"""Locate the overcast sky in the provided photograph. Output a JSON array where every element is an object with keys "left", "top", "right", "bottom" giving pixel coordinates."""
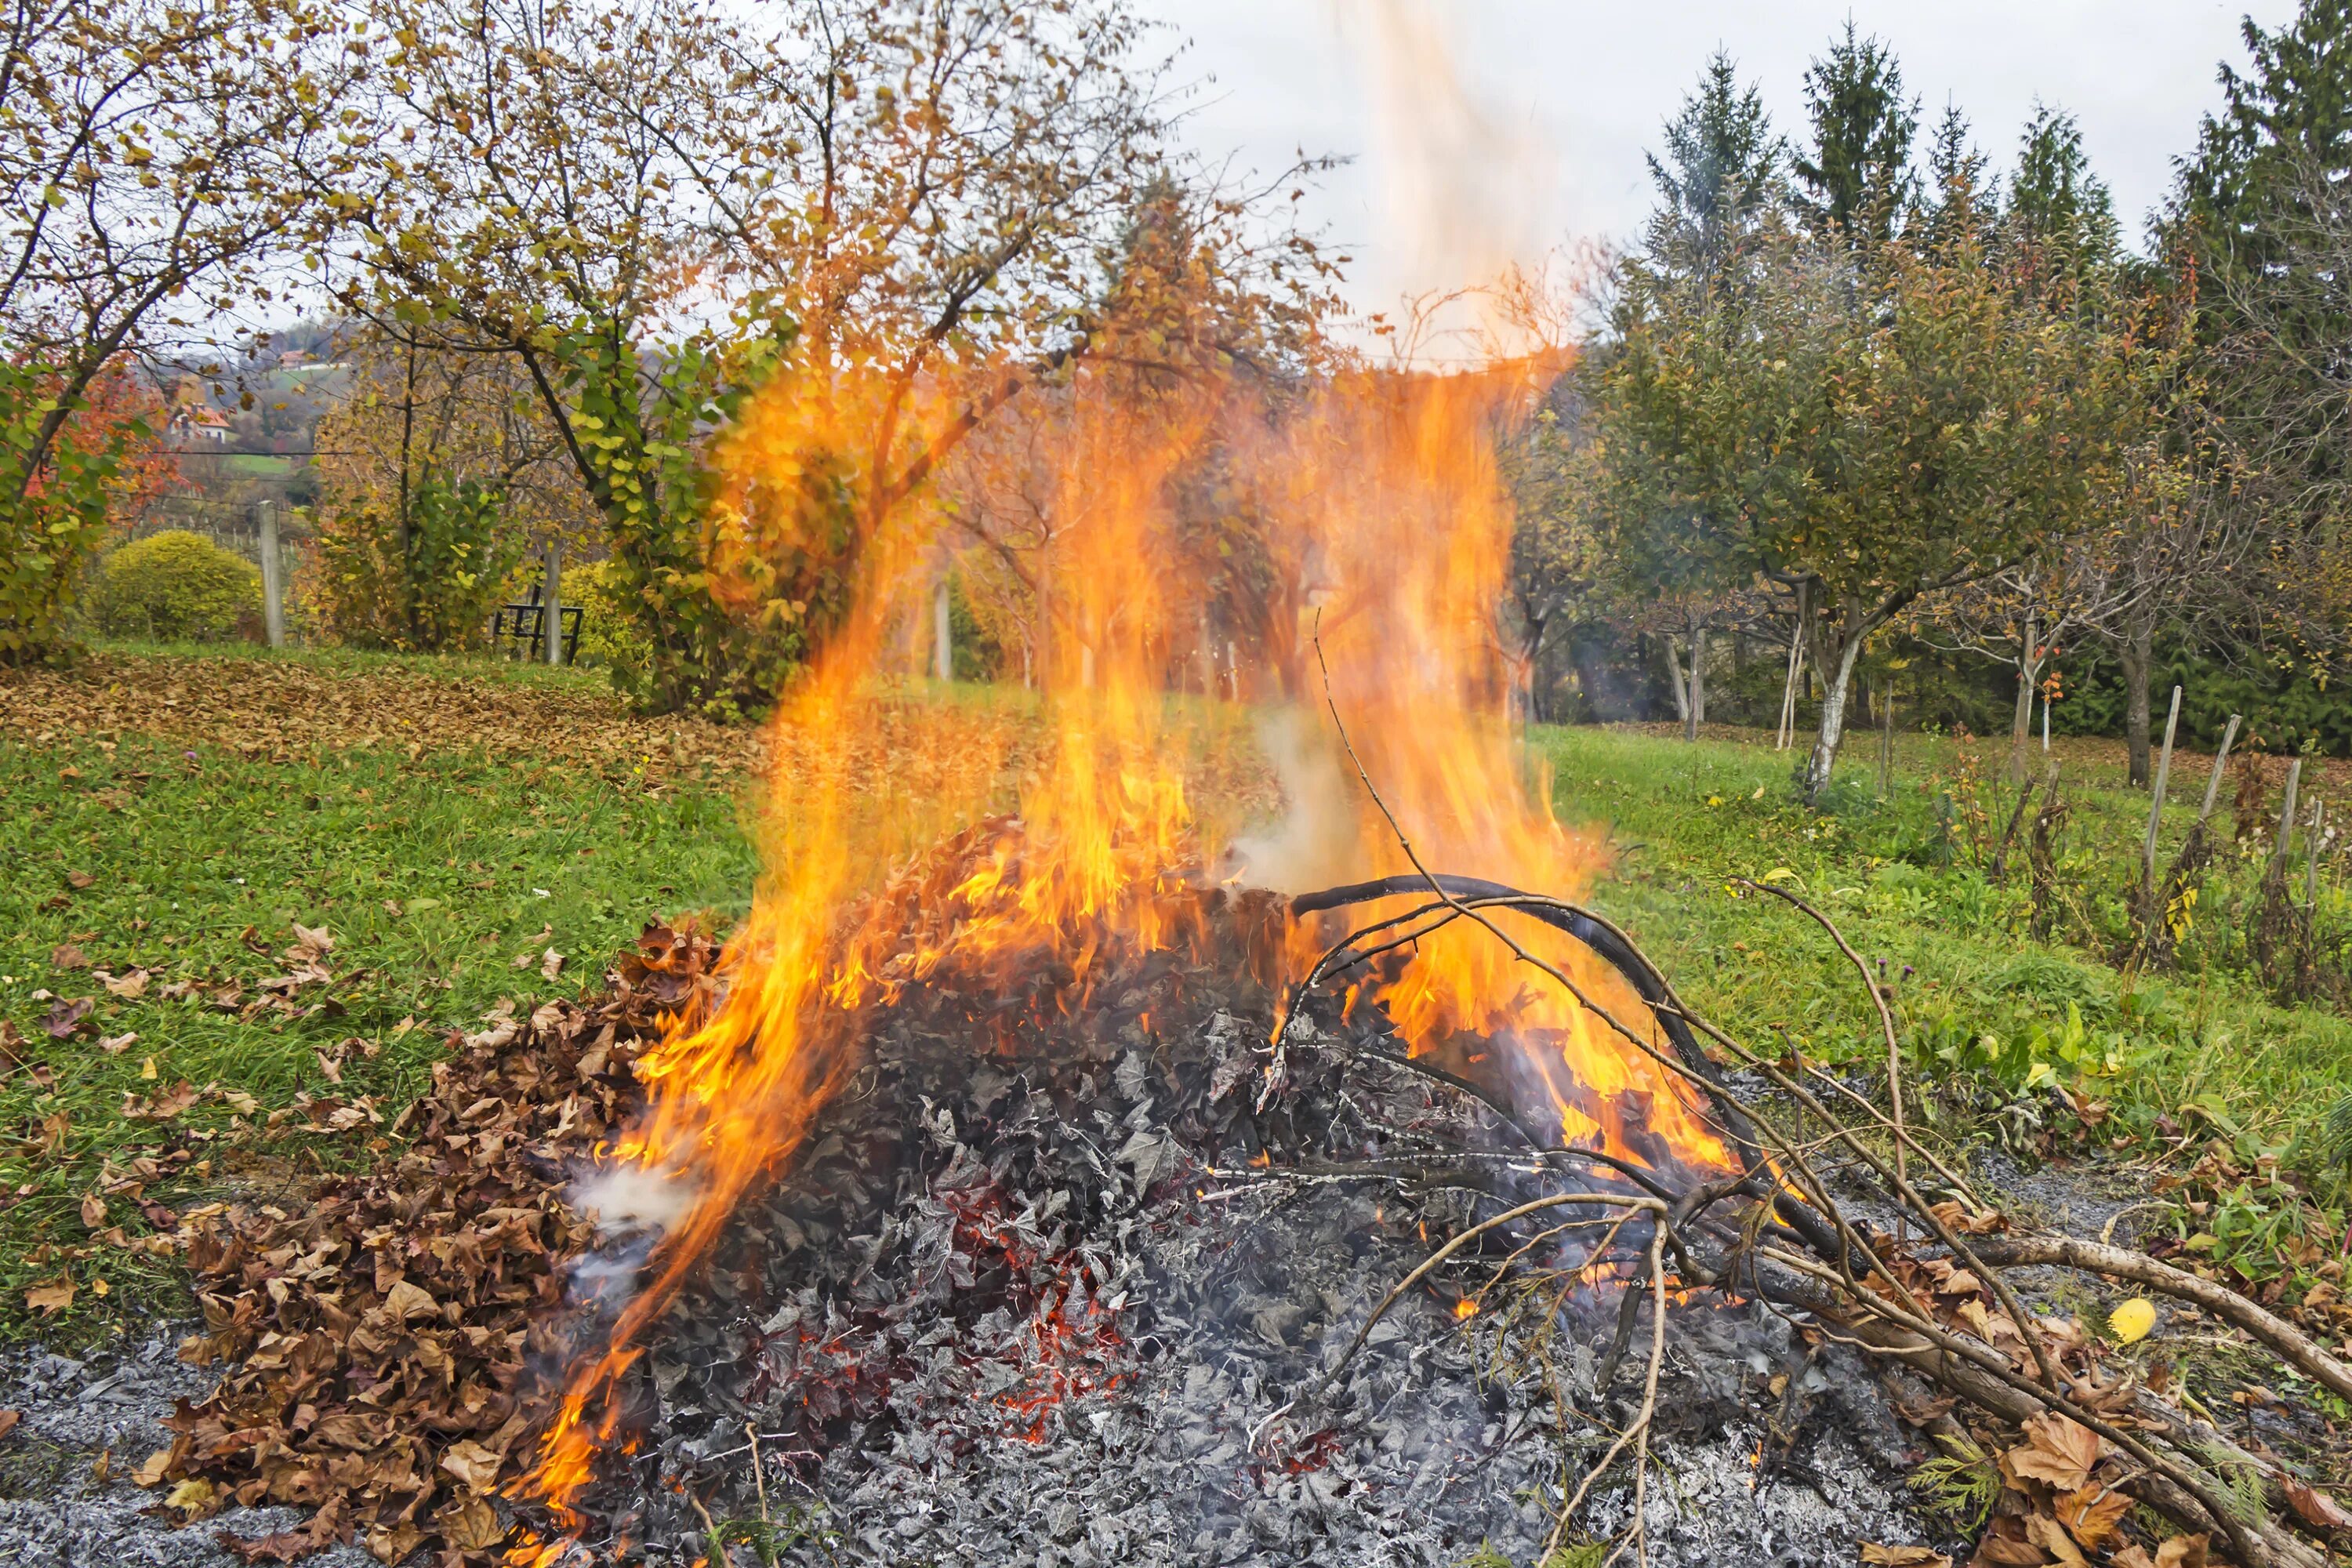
[{"left": 1137, "top": 0, "right": 2300, "bottom": 323}]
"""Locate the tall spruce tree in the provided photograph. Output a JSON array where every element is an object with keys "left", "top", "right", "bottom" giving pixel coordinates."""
[
  {"left": 1791, "top": 22, "right": 1919, "bottom": 248},
  {"left": 2009, "top": 103, "right": 2121, "bottom": 291},
  {"left": 1644, "top": 50, "right": 1783, "bottom": 281},
  {"left": 1915, "top": 105, "right": 1997, "bottom": 257}
]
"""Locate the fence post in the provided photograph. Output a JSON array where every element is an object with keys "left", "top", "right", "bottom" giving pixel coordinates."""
[
  {"left": 256, "top": 499, "right": 285, "bottom": 649},
  {"left": 2197, "top": 714, "right": 2243, "bottom": 823},
  {"left": 543, "top": 540, "right": 564, "bottom": 666},
  {"left": 2270, "top": 757, "right": 2304, "bottom": 881},
  {"left": 2140, "top": 685, "right": 2182, "bottom": 903}
]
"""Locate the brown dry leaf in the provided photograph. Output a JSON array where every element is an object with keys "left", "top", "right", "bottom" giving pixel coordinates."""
[
  {"left": 1861, "top": 1546, "right": 1951, "bottom": 1566},
  {"left": 122, "top": 1080, "right": 200, "bottom": 1122},
  {"left": 2006, "top": 1412, "right": 2103, "bottom": 1492},
  {"left": 24, "top": 1279, "right": 74, "bottom": 1314},
  {"left": 97, "top": 1031, "right": 138, "bottom": 1054},
  {"left": 132, "top": 1447, "right": 172, "bottom": 1486},
  {"left": 49, "top": 943, "right": 89, "bottom": 971},
  {"left": 101, "top": 969, "right": 149, "bottom": 999},
  {"left": 66, "top": 869, "right": 96, "bottom": 889},
  {"left": 1970, "top": 1519, "right": 2048, "bottom": 1566},
  {"left": 2054, "top": 1483, "right": 2130, "bottom": 1550},
  {"left": 2153, "top": 1535, "right": 2209, "bottom": 1568},
  {"left": 365, "top": 1523, "right": 426, "bottom": 1565},
  {"left": 0, "top": 1410, "right": 20, "bottom": 1440},
  {"left": 2022, "top": 1514, "right": 2089, "bottom": 1567},
  {"left": 539, "top": 947, "right": 565, "bottom": 982},
  {"left": 2111, "top": 1547, "right": 2155, "bottom": 1568},
  {"left": 435, "top": 1493, "right": 505, "bottom": 1552},
  {"left": 2284, "top": 1479, "right": 2352, "bottom": 1531},
  {"left": 79, "top": 1194, "right": 106, "bottom": 1229},
  {"left": 290, "top": 922, "right": 334, "bottom": 954},
  {"left": 437, "top": 1438, "right": 503, "bottom": 1492},
  {"left": 382, "top": 1279, "right": 437, "bottom": 1322},
  {"left": 44, "top": 996, "right": 93, "bottom": 1039}
]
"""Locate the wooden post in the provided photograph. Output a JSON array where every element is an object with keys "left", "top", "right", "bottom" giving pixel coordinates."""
[
  {"left": 2197, "top": 714, "right": 2244, "bottom": 823},
  {"left": 256, "top": 499, "right": 285, "bottom": 649},
  {"left": 1876, "top": 681, "right": 1893, "bottom": 797},
  {"left": 2140, "top": 685, "right": 2182, "bottom": 902},
  {"left": 2306, "top": 797, "right": 2325, "bottom": 910},
  {"left": 931, "top": 579, "right": 952, "bottom": 683},
  {"left": 543, "top": 539, "right": 564, "bottom": 666},
  {"left": 2270, "top": 757, "right": 2304, "bottom": 880}
]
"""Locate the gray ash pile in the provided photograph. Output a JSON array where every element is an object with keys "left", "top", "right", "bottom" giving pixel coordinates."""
[{"left": 546, "top": 877, "right": 1929, "bottom": 1567}]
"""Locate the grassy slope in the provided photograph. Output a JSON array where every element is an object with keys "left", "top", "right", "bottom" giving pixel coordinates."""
[
  {"left": 2, "top": 647, "right": 2343, "bottom": 1338},
  {"left": 1540, "top": 724, "right": 2352, "bottom": 1181},
  {"left": 1, "top": 651, "right": 759, "bottom": 1332}
]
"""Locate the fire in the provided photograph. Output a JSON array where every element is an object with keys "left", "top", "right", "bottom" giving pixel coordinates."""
[{"left": 505, "top": 339, "right": 1737, "bottom": 1544}]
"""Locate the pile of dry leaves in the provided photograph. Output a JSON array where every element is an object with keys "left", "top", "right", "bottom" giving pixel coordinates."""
[{"left": 134, "top": 921, "right": 719, "bottom": 1565}]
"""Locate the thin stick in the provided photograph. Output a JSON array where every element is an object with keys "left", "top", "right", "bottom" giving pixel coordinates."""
[
  {"left": 2141, "top": 684, "right": 2182, "bottom": 904},
  {"left": 1543, "top": 1224, "right": 1669, "bottom": 1565},
  {"left": 2304, "top": 797, "right": 2325, "bottom": 912}
]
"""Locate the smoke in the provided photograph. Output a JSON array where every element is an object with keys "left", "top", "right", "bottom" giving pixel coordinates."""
[
  {"left": 571, "top": 1164, "right": 699, "bottom": 1240},
  {"left": 1225, "top": 708, "right": 1361, "bottom": 894}
]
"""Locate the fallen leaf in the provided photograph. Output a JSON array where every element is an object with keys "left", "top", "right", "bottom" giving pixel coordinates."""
[
  {"left": 437, "top": 1438, "right": 503, "bottom": 1491},
  {"left": 2111, "top": 1547, "right": 2155, "bottom": 1568},
  {"left": 66, "top": 870, "right": 95, "bottom": 890},
  {"left": 91, "top": 1448, "right": 111, "bottom": 1483},
  {"left": 365, "top": 1523, "right": 426, "bottom": 1564},
  {"left": 165, "top": 1476, "right": 219, "bottom": 1517},
  {"left": 0, "top": 1410, "right": 20, "bottom": 1439},
  {"left": 132, "top": 1446, "right": 172, "bottom": 1486},
  {"left": 24, "top": 1279, "right": 74, "bottom": 1314},
  {"left": 539, "top": 947, "right": 565, "bottom": 981},
  {"left": 97, "top": 1031, "right": 138, "bottom": 1054},
  {"left": 80, "top": 1194, "right": 106, "bottom": 1229},
  {"left": 1861, "top": 1546, "right": 1951, "bottom": 1566},
  {"left": 49, "top": 944, "right": 89, "bottom": 971},
  {"left": 2056, "top": 1482, "right": 2131, "bottom": 1549},
  {"left": 290, "top": 922, "right": 334, "bottom": 953},
  {"left": 435, "top": 1492, "right": 505, "bottom": 1551},
  {"left": 2024, "top": 1513, "right": 2089, "bottom": 1567},
  {"left": 2107, "top": 1298, "right": 2156, "bottom": 1345},
  {"left": 383, "top": 1279, "right": 437, "bottom": 1322},
  {"left": 2154, "top": 1535, "right": 2209, "bottom": 1568},
  {"left": 43, "top": 996, "right": 94, "bottom": 1039},
  {"left": 2006, "top": 1412, "right": 2104, "bottom": 1492},
  {"left": 2285, "top": 1479, "right": 2352, "bottom": 1531}
]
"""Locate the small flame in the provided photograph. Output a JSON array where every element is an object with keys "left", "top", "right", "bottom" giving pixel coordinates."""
[{"left": 1453, "top": 1298, "right": 1479, "bottom": 1322}]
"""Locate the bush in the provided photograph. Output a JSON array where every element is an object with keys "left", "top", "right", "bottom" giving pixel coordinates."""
[
  {"left": 568, "top": 557, "right": 652, "bottom": 673},
  {"left": 98, "top": 530, "right": 263, "bottom": 641}
]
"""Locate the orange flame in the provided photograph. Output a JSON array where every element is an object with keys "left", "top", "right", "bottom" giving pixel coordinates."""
[{"left": 506, "top": 344, "right": 1735, "bottom": 1545}]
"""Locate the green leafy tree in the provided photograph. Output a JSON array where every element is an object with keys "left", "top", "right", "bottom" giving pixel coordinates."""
[
  {"left": 1643, "top": 50, "right": 1784, "bottom": 280},
  {"left": 1602, "top": 218, "right": 2164, "bottom": 801},
  {"left": 2006, "top": 104, "right": 2122, "bottom": 298}
]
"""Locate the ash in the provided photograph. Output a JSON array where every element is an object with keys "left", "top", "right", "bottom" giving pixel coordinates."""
[
  {"left": 0, "top": 1332, "right": 374, "bottom": 1568},
  {"left": 553, "top": 888, "right": 1939, "bottom": 1568}
]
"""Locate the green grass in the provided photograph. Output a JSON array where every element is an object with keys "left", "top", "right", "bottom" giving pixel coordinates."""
[
  {"left": 0, "top": 723, "right": 757, "bottom": 1335},
  {"left": 4, "top": 648, "right": 2344, "bottom": 1339},
  {"left": 1538, "top": 724, "right": 2352, "bottom": 1199}
]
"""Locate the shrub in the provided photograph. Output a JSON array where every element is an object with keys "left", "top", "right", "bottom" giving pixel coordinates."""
[
  {"left": 312, "top": 474, "right": 522, "bottom": 652},
  {"left": 568, "top": 556, "right": 653, "bottom": 673},
  {"left": 98, "top": 530, "right": 263, "bottom": 641}
]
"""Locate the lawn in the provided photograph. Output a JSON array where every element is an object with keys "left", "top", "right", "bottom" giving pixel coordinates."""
[{"left": 2, "top": 646, "right": 2345, "bottom": 1341}]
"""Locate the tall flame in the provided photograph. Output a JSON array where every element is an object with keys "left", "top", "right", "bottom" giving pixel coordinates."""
[{"left": 506, "top": 343, "right": 1733, "bottom": 1549}]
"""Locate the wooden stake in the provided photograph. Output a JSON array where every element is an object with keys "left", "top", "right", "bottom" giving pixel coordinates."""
[
  {"left": 543, "top": 539, "right": 564, "bottom": 666},
  {"left": 2306, "top": 797, "right": 2325, "bottom": 910},
  {"left": 2197, "top": 714, "right": 2243, "bottom": 822},
  {"left": 256, "top": 499, "right": 285, "bottom": 649},
  {"left": 2140, "top": 685, "right": 2182, "bottom": 904},
  {"left": 1877, "top": 681, "right": 1894, "bottom": 798},
  {"left": 2270, "top": 757, "right": 2304, "bottom": 881}
]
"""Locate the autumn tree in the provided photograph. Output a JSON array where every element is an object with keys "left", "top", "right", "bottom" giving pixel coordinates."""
[
  {"left": 0, "top": 0, "right": 366, "bottom": 659},
  {"left": 318, "top": 0, "right": 1170, "bottom": 715},
  {"left": 312, "top": 326, "right": 594, "bottom": 650},
  {"left": 1601, "top": 212, "right": 2162, "bottom": 802}
]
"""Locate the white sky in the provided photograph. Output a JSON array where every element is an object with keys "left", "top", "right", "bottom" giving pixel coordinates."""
[{"left": 1140, "top": 0, "right": 2300, "bottom": 321}]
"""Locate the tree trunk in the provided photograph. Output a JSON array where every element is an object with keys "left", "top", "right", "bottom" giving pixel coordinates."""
[
  {"left": 1802, "top": 599, "right": 1873, "bottom": 804},
  {"left": 1663, "top": 637, "right": 1690, "bottom": 726},
  {"left": 1689, "top": 626, "right": 1707, "bottom": 733},
  {"left": 2120, "top": 624, "right": 2154, "bottom": 789}
]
